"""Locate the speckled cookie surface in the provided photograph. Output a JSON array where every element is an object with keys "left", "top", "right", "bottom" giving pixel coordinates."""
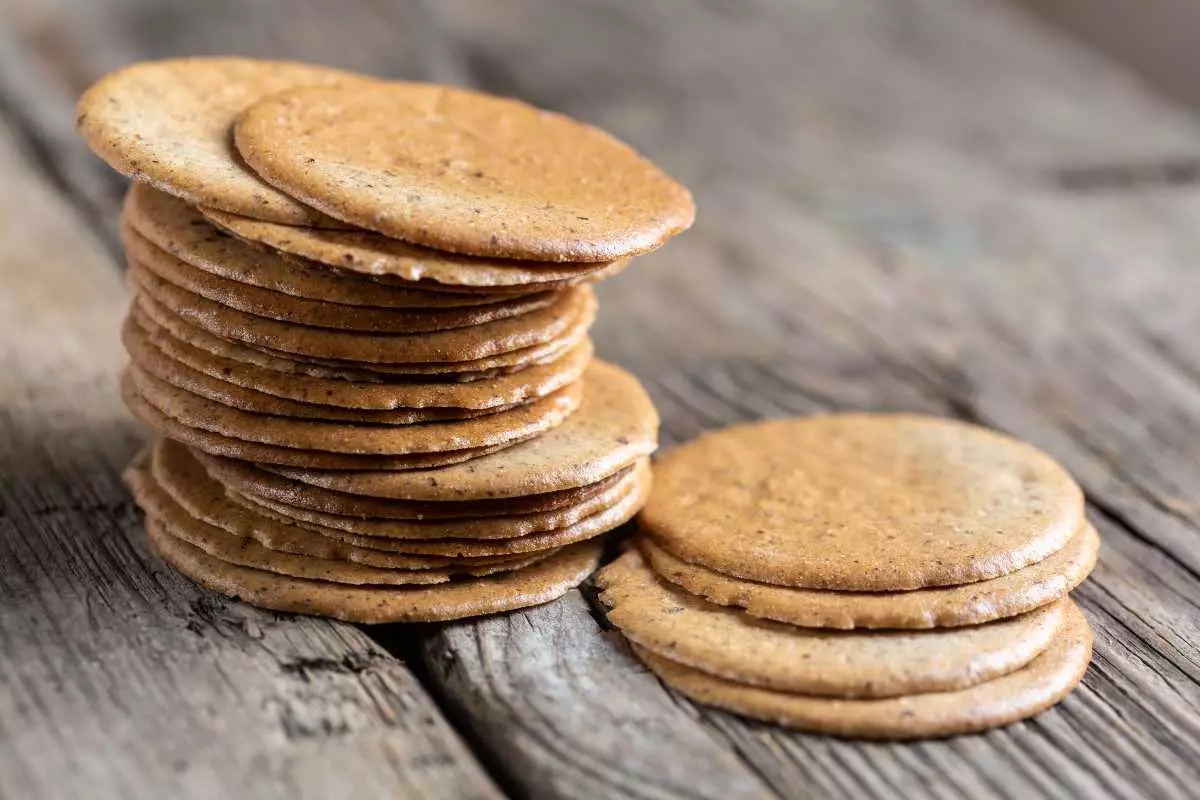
[
  {"left": 146, "top": 517, "right": 603, "bottom": 624},
  {"left": 125, "top": 364, "right": 579, "bottom": 455},
  {"left": 634, "top": 602, "right": 1092, "bottom": 739},
  {"left": 598, "top": 549, "right": 1065, "bottom": 698},
  {"left": 127, "top": 307, "right": 591, "bottom": 415},
  {"left": 266, "top": 360, "right": 658, "bottom": 500},
  {"left": 242, "top": 471, "right": 648, "bottom": 558},
  {"left": 125, "top": 185, "right": 513, "bottom": 307},
  {"left": 641, "top": 414, "right": 1084, "bottom": 590},
  {"left": 124, "top": 219, "right": 556, "bottom": 332},
  {"left": 78, "top": 57, "right": 361, "bottom": 224},
  {"left": 134, "top": 289, "right": 590, "bottom": 379},
  {"left": 129, "top": 261, "right": 595, "bottom": 364},
  {"left": 201, "top": 205, "right": 631, "bottom": 287},
  {"left": 641, "top": 525, "right": 1098, "bottom": 630},
  {"left": 235, "top": 83, "right": 695, "bottom": 261},
  {"left": 151, "top": 439, "right": 532, "bottom": 571}
]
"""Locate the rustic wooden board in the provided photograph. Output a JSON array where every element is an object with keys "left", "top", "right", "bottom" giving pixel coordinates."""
[{"left": 2, "top": 0, "right": 1200, "bottom": 798}]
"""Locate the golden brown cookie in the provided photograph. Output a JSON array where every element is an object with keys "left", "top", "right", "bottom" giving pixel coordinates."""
[
  {"left": 129, "top": 302, "right": 592, "bottom": 411},
  {"left": 241, "top": 469, "right": 649, "bottom": 558},
  {"left": 129, "top": 260, "right": 595, "bottom": 364},
  {"left": 233, "top": 460, "right": 647, "bottom": 541},
  {"left": 77, "top": 57, "right": 361, "bottom": 225},
  {"left": 640, "top": 525, "right": 1099, "bottom": 630},
  {"left": 123, "top": 224, "right": 557, "bottom": 333},
  {"left": 266, "top": 360, "right": 659, "bottom": 500},
  {"left": 235, "top": 83, "right": 695, "bottom": 261},
  {"left": 124, "top": 365, "right": 579, "bottom": 455},
  {"left": 152, "top": 439, "right": 530, "bottom": 570},
  {"left": 122, "top": 380, "right": 518, "bottom": 470},
  {"left": 598, "top": 549, "right": 1065, "bottom": 697},
  {"left": 125, "top": 185, "right": 520, "bottom": 306},
  {"left": 633, "top": 601, "right": 1092, "bottom": 739},
  {"left": 147, "top": 516, "right": 603, "bottom": 623},
  {"left": 133, "top": 290, "right": 590, "bottom": 381},
  {"left": 130, "top": 462, "right": 543, "bottom": 585},
  {"left": 200, "top": 205, "right": 631, "bottom": 288},
  {"left": 123, "top": 316, "right": 534, "bottom": 424},
  {"left": 641, "top": 414, "right": 1084, "bottom": 590}
]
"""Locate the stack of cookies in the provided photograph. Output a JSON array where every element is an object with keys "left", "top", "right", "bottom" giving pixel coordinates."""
[
  {"left": 599, "top": 414, "right": 1098, "bottom": 739},
  {"left": 77, "top": 58, "right": 693, "bottom": 622}
]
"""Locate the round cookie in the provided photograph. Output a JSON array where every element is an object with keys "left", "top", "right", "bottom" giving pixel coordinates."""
[
  {"left": 147, "top": 517, "right": 604, "bottom": 624},
  {"left": 129, "top": 261, "right": 596, "bottom": 364},
  {"left": 640, "top": 525, "right": 1099, "bottom": 630},
  {"left": 130, "top": 464, "right": 544, "bottom": 586},
  {"left": 232, "top": 460, "right": 648, "bottom": 541},
  {"left": 640, "top": 414, "right": 1084, "bottom": 591},
  {"left": 242, "top": 472, "right": 649, "bottom": 558},
  {"left": 133, "top": 290, "right": 590, "bottom": 380},
  {"left": 201, "top": 205, "right": 631, "bottom": 288},
  {"left": 123, "top": 380, "right": 518, "bottom": 470},
  {"left": 125, "top": 185, "right": 521, "bottom": 306},
  {"left": 235, "top": 82, "right": 695, "bottom": 261},
  {"left": 77, "top": 57, "right": 362, "bottom": 225},
  {"left": 126, "top": 365, "right": 580, "bottom": 454},
  {"left": 633, "top": 601, "right": 1093, "bottom": 739},
  {"left": 129, "top": 302, "right": 592, "bottom": 411},
  {"left": 123, "top": 317, "right": 534, "bottom": 424},
  {"left": 200, "top": 452, "right": 635, "bottom": 521},
  {"left": 598, "top": 549, "right": 1065, "bottom": 698},
  {"left": 268, "top": 360, "right": 659, "bottom": 500},
  {"left": 123, "top": 224, "right": 556, "bottom": 333}
]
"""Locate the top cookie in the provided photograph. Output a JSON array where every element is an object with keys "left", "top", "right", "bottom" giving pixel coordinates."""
[
  {"left": 639, "top": 414, "right": 1084, "bottom": 591},
  {"left": 77, "top": 57, "right": 361, "bottom": 225},
  {"left": 234, "top": 83, "right": 695, "bottom": 261}
]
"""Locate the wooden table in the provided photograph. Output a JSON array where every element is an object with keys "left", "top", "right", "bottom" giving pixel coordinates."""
[{"left": 2, "top": 1, "right": 1198, "bottom": 798}]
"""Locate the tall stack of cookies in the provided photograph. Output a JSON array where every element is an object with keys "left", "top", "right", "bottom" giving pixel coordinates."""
[
  {"left": 599, "top": 414, "right": 1098, "bottom": 739},
  {"left": 78, "top": 58, "right": 693, "bottom": 622}
]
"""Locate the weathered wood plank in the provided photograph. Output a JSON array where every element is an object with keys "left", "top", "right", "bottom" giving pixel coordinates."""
[{"left": 0, "top": 114, "right": 502, "bottom": 800}]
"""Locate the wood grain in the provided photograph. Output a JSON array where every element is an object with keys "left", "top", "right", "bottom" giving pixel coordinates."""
[{"left": 1, "top": 0, "right": 1200, "bottom": 798}]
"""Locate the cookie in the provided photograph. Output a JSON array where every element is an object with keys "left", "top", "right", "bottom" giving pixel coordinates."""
[
  {"left": 125, "top": 185, "right": 521, "bottom": 306},
  {"left": 129, "top": 261, "right": 596, "bottom": 364},
  {"left": 77, "top": 57, "right": 361, "bottom": 225},
  {"left": 147, "top": 516, "right": 603, "bottom": 623},
  {"left": 598, "top": 549, "right": 1065, "bottom": 698},
  {"left": 266, "top": 359, "right": 659, "bottom": 500},
  {"left": 123, "top": 316, "right": 532, "bottom": 424},
  {"left": 153, "top": 440, "right": 529, "bottom": 571},
  {"left": 633, "top": 601, "right": 1092, "bottom": 739},
  {"left": 640, "top": 414, "right": 1084, "bottom": 590},
  {"left": 130, "top": 461, "right": 542, "bottom": 585},
  {"left": 123, "top": 223, "right": 557, "bottom": 332},
  {"left": 123, "top": 381, "right": 517, "bottom": 470},
  {"left": 124, "top": 365, "right": 579, "bottom": 455},
  {"left": 234, "top": 82, "right": 695, "bottom": 261},
  {"left": 201, "top": 205, "right": 631, "bottom": 287},
  {"left": 130, "top": 303, "right": 591, "bottom": 411},
  {"left": 134, "top": 289, "right": 590, "bottom": 380},
  {"left": 242, "top": 469, "right": 649, "bottom": 558},
  {"left": 232, "top": 460, "right": 648, "bottom": 541},
  {"left": 640, "top": 525, "right": 1099, "bottom": 630}
]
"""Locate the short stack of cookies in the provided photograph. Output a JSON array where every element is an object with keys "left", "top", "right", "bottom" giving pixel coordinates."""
[
  {"left": 599, "top": 414, "right": 1098, "bottom": 739},
  {"left": 78, "top": 57, "right": 693, "bottom": 622}
]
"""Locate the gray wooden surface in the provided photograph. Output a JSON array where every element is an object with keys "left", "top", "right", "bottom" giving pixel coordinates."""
[{"left": 2, "top": 1, "right": 1199, "bottom": 798}]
